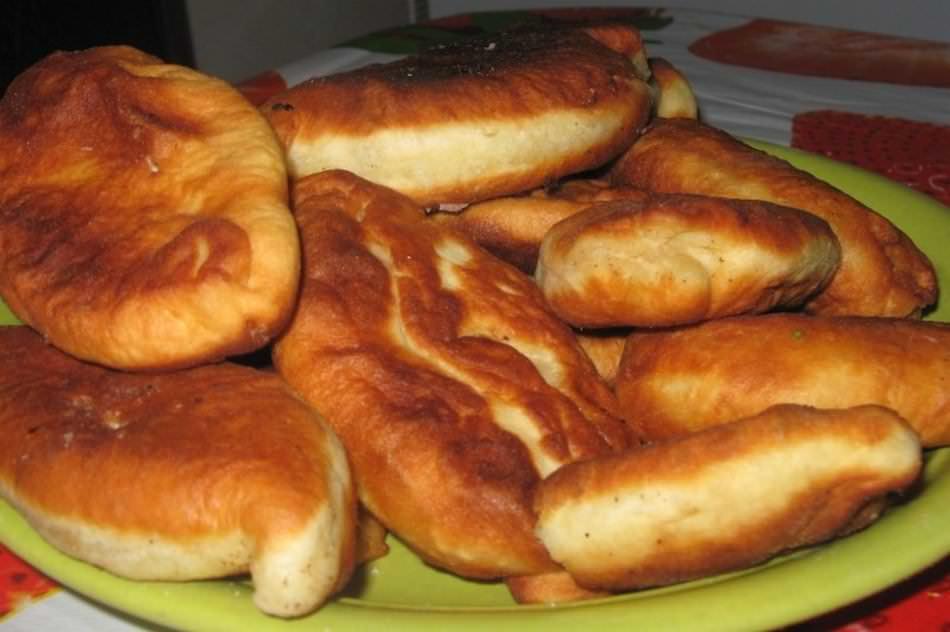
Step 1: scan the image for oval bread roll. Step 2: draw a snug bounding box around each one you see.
[428,179,648,273]
[429,195,593,273]
[0,46,300,370]
[535,193,841,327]
[610,118,937,317]
[274,170,631,579]
[0,326,355,618]
[578,22,652,78]
[535,404,921,592]
[263,26,653,207]
[616,313,950,446]
[648,57,698,119]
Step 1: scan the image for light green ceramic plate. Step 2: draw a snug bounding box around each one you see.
[1,143,949,631]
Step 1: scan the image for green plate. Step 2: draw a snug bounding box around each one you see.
[1,142,949,631]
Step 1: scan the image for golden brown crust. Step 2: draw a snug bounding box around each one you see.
[428,180,649,273]
[575,328,630,386]
[546,178,648,204]
[578,23,646,63]
[355,507,390,564]
[0,46,300,370]
[263,28,652,206]
[578,23,651,80]
[615,313,950,446]
[428,196,593,273]
[274,170,631,579]
[505,570,610,604]
[648,57,698,119]
[0,326,356,617]
[536,192,840,327]
[535,404,921,592]
[610,119,937,317]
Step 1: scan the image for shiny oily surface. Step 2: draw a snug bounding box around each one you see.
[1,142,949,631]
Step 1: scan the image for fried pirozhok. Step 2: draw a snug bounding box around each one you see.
[0,326,355,617]
[263,26,652,207]
[535,404,921,592]
[535,192,840,328]
[0,46,300,370]
[610,118,937,317]
[616,313,950,446]
[647,57,698,119]
[428,178,648,273]
[274,170,630,581]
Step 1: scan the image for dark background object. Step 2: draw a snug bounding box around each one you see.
[0,0,194,95]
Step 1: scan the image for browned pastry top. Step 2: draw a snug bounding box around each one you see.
[610,118,937,317]
[534,404,921,591]
[263,27,652,205]
[615,313,950,446]
[647,57,698,119]
[428,179,649,273]
[0,328,330,533]
[267,27,639,135]
[275,170,630,578]
[536,192,841,327]
[0,46,299,370]
[0,325,355,616]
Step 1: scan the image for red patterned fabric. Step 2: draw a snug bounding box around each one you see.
[0,544,58,620]
[793,110,950,207]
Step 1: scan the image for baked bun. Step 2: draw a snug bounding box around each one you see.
[263,26,653,207]
[535,193,840,327]
[648,57,698,119]
[429,179,648,273]
[578,22,651,71]
[0,46,300,370]
[428,195,597,273]
[615,313,950,446]
[610,118,937,317]
[274,170,630,579]
[0,326,355,617]
[535,404,921,592]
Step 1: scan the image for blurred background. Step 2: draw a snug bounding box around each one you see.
[2,0,948,93]
[0,0,419,91]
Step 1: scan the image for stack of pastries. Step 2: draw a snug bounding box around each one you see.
[0,19,944,619]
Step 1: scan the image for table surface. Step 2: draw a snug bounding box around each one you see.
[2,6,949,631]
